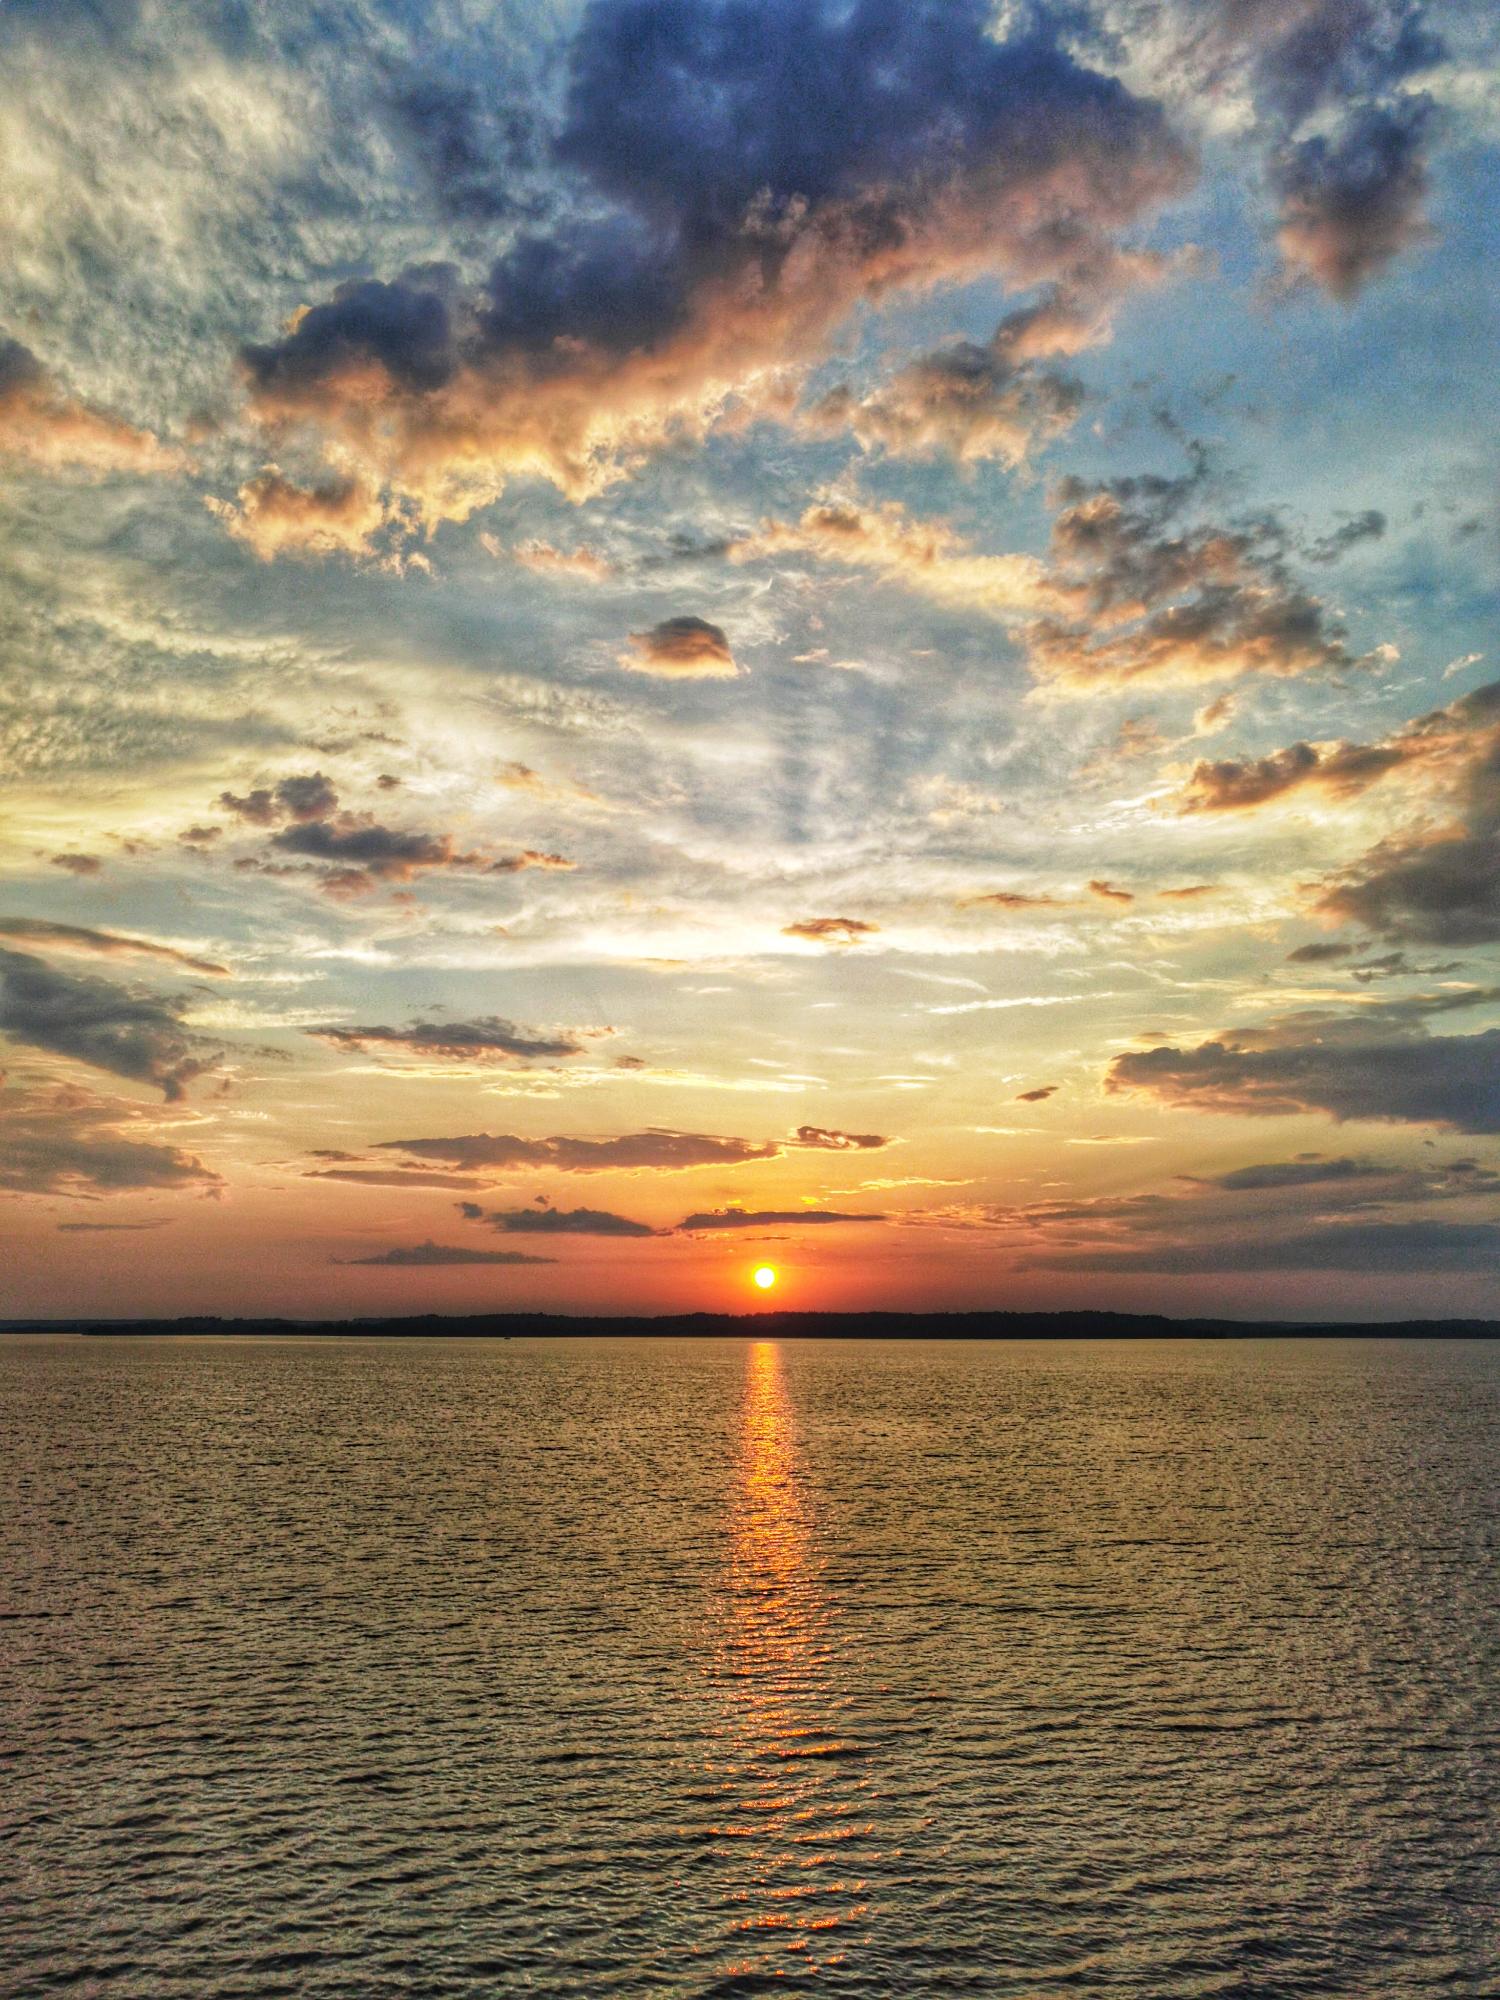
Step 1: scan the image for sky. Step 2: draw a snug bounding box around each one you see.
[1,0,1498,1322]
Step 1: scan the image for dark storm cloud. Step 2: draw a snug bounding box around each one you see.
[676,1207,886,1230]
[309,1018,587,1063]
[0,1081,220,1197]
[377,1128,781,1173]
[232,0,1194,541]
[0,948,215,1100]
[340,1241,555,1266]
[0,918,228,976]
[1108,1026,1500,1132]
[463,1203,657,1237]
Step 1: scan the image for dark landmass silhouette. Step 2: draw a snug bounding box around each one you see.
[4,1310,1498,1339]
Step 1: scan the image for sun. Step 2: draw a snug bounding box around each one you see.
[752,1265,777,1291]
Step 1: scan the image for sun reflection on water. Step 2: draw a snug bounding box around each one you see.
[705,1340,874,1983]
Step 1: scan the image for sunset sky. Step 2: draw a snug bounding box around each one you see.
[2,0,1498,1320]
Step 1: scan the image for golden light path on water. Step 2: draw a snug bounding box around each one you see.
[707,1339,876,1985]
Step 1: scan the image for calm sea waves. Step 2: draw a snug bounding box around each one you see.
[2,1334,1497,1997]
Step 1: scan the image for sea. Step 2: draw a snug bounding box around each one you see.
[2,1333,1497,1997]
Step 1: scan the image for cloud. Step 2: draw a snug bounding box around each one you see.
[790,1125,889,1151]
[1088,878,1134,904]
[1137,0,1444,298]
[1287,940,1357,963]
[1023,1217,1500,1274]
[51,853,103,876]
[1179,739,1405,812]
[0,947,215,1099]
[1178,675,1500,815]
[966,889,1064,910]
[622,616,737,680]
[230,1,1193,541]
[340,1241,555,1266]
[1270,99,1437,300]
[0,332,178,475]
[309,1017,588,1063]
[0,1080,220,1196]
[461,1202,656,1237]
[219,771,341,824]
[732,496,1053,617]
[376,1127,782,1174]
[1174,680,1500,942]
[487,849,575,874]
[782,916,879,945]
[1306,509,1387,562]
[804,249,1190,467]
[1017,1085,1058,1102]
[676,1206,886,1230]
[808,322,1083,470]
[1197,1157,1387,1192]
[1318,828,1500,946]
[509,539,615,581]
[0,918,227,976]
[266,815,482,895]
[209,468,392,562]
[57,1219,174,1232]
[1108,1021,1500,1132]
[1026,462,1372,691]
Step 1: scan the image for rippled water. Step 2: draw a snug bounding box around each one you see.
[3,1334,1498,1997]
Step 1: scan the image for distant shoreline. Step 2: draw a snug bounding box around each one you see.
[5,1310,1499,1340]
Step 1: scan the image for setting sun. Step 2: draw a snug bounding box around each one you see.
[752,1266,777,1291]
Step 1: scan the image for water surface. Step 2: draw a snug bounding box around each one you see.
[2,1334,1497,1996]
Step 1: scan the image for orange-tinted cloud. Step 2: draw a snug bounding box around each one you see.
[209,468,391,561]
[0,334,179,476]
[782,916,879,945]
[0,919,227,977]
[229,7,1192,545]
[622,616,737,679]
